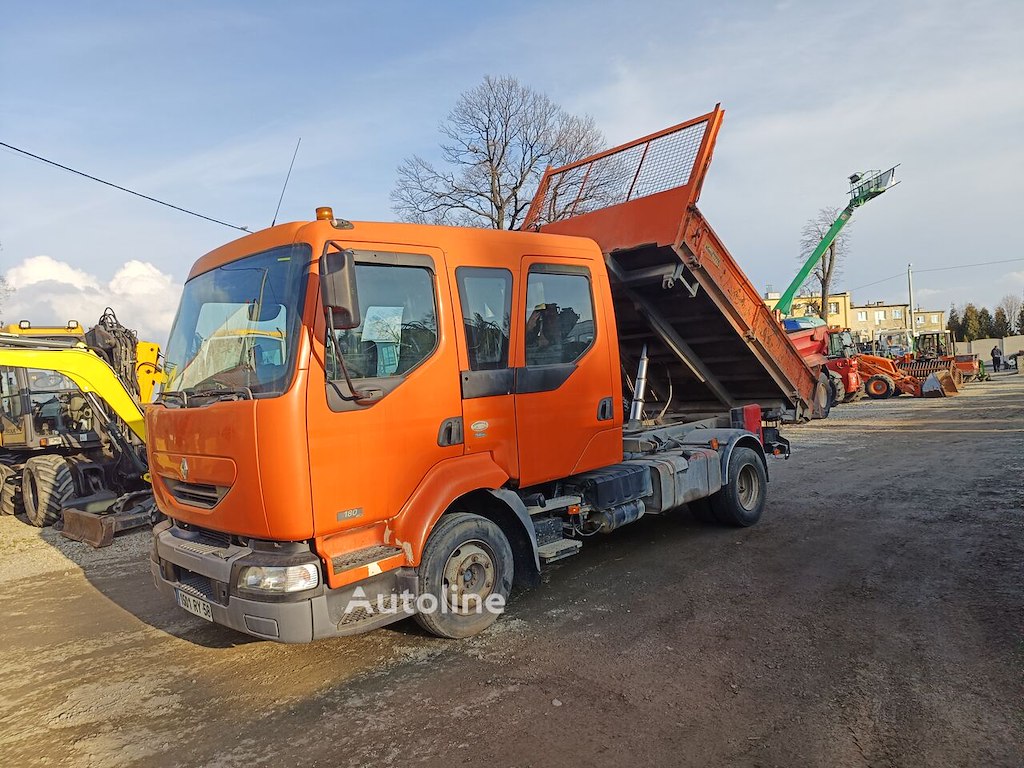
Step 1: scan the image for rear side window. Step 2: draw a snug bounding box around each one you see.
[524,269,595,366]
[456,267,512,371]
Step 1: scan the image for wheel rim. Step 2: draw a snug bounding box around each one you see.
[868,380,885,395]
[442,540,496,614]
[737,464,760,510]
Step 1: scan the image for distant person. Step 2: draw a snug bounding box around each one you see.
[991,345,1002,373]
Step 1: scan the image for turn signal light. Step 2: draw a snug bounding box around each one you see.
[316,206,334,221]
[710,438,720,450]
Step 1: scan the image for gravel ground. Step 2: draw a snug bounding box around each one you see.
[0,371,1021,767]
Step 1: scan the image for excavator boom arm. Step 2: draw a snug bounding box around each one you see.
[0,347,146,441]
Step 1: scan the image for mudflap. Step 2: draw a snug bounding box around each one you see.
[61,491,161,548]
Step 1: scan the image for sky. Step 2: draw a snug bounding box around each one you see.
[2,0,1023,342]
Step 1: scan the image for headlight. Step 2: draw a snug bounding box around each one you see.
[237,563,319,593]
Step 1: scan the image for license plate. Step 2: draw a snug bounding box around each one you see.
[176,589,213,622]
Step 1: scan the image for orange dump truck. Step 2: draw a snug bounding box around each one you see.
[148,106,815,642]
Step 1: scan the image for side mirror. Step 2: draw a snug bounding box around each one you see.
[320,246,360,330]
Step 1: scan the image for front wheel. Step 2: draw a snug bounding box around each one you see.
[707,447,768,527]
[415,512,514,638]
[864,374,895,399]
[22,454,74,527]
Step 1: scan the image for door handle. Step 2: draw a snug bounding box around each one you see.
[597,397,614,421]
[437,417,464,447]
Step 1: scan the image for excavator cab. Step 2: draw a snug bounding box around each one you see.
[0,367,103,451]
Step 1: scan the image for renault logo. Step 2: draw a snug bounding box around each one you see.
[179,458,190,481]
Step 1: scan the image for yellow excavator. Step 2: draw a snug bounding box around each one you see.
[0,309,164,546]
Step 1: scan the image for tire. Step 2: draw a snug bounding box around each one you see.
[812,373,832,419]
[414,512,514,639]
[864,374,895,399]
[827,371,844,407]
[0,464,23,517]
[707,447,768,527]
[22,454,75,527]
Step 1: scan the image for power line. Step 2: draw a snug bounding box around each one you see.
[849,256,1024,293]
[0,140,249,232]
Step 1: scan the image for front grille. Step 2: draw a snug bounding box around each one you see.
[177,570,215,601]
[189,526,232,548]
[165,479,227,509]
[175,567,228,605]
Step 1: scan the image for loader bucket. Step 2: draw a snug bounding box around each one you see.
[60,492,158,548]
[61,508,120,547]
[921,371,960,398]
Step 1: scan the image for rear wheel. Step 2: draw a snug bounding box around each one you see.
[22,454,75,527]
[706,447,768,527]
[827,371,844,407]
[864,374,895,399]
[415,512,514,639]
[812,373,832,419]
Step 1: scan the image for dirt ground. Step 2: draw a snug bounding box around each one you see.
[1,372,1022,768]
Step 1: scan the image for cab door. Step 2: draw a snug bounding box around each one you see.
[306,245,464,535]
[452,267,519,479]
[0,369,27,447]
[513,259,621,486]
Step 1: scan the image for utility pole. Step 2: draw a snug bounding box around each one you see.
[907,262,916,346]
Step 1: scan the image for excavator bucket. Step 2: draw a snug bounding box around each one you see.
[921,370,960,397]
[60,492,158,548]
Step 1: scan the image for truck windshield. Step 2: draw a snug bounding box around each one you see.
[162,244,310,398]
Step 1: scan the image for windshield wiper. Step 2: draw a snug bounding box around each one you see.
[156,386,253,407]
[190,386,253,402]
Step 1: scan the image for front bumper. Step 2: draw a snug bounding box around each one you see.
[151,521,415,643]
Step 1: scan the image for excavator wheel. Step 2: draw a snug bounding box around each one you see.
[22,454,75,527]
[0,464,24,517]
[864,374,895,400]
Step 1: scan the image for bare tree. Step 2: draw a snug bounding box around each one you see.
[391,75,605,230]
[997,293,1022,331]
[797,207,852,323]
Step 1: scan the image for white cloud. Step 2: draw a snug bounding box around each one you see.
[6,255,100,291]
[2,256,180,343]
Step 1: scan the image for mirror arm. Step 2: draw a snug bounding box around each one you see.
[324,309,369,403]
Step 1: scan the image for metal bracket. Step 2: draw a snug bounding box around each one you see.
[662,264,700,297]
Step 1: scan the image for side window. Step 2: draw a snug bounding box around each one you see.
[524,268,595,366]
[326,263,438,381]
[456,268,512,371]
